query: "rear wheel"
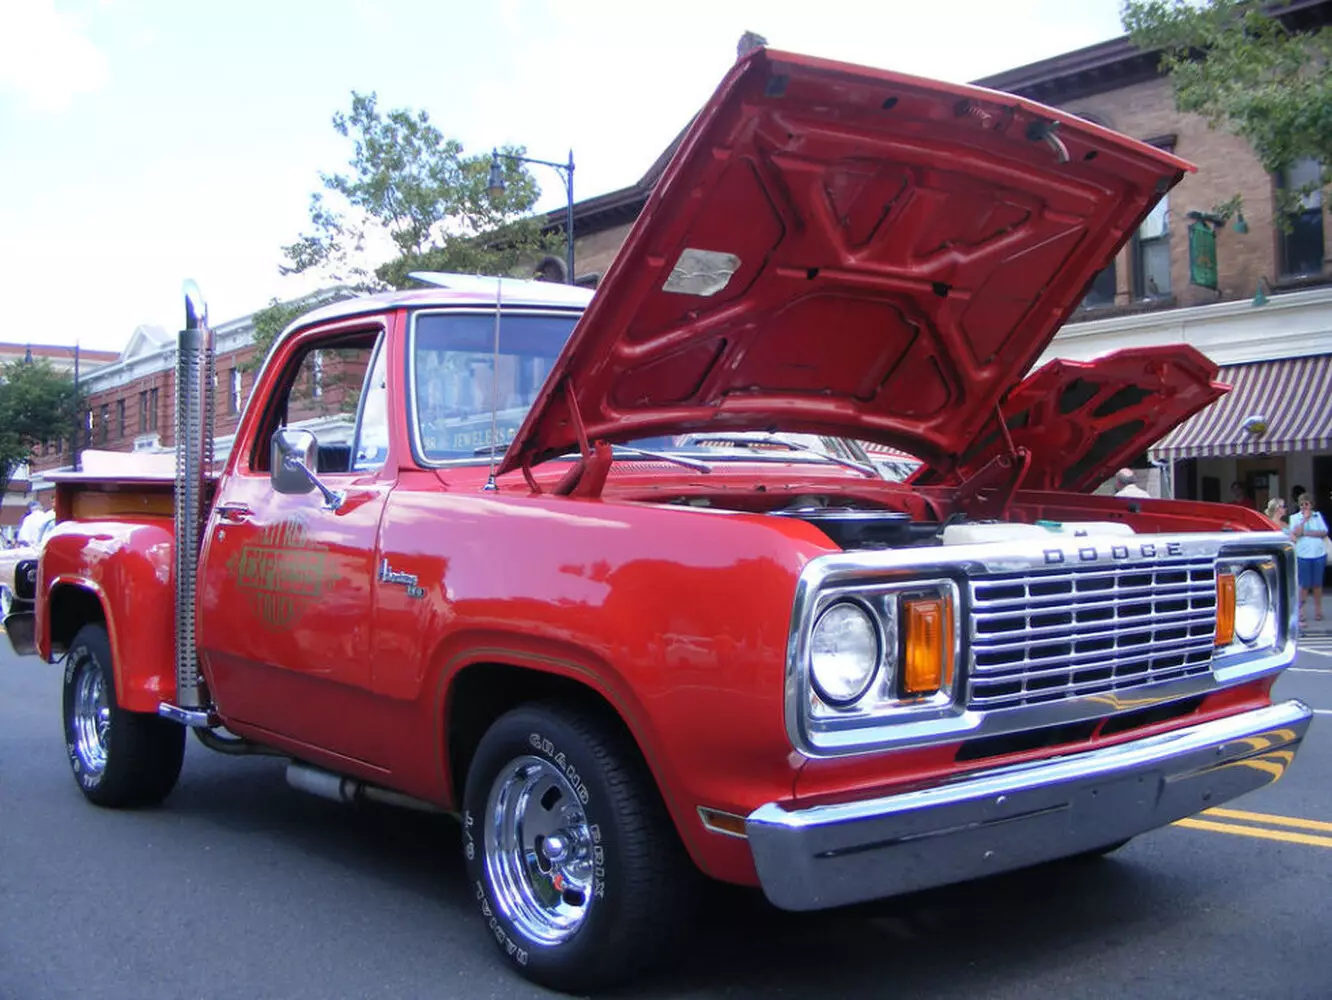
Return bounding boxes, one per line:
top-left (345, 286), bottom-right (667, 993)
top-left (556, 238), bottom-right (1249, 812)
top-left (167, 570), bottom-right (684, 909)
top-left (461, 701), bottom-right (695, 993)
top-left (62, 623), bottom-right (185, 807)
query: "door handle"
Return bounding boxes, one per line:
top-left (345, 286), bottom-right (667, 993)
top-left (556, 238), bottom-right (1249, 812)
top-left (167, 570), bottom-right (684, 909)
top-left (216, 502), bottom-right (253, 523)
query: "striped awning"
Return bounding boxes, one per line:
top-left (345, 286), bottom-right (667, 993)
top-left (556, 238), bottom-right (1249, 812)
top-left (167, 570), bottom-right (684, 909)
top-left (1150, 354), bottom-right (1332, 461)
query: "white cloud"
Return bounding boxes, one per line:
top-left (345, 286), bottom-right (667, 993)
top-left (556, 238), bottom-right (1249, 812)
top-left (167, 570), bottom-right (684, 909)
top-left (0, 0), bottom-right (109, 112)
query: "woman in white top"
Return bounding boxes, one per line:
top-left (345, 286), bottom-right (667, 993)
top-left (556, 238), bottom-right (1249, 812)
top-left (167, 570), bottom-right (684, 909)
top-left (1288, 494), bottom-right (1328, 625)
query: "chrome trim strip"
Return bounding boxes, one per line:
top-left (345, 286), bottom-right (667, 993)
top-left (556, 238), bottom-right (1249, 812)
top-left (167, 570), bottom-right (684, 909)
top-left (784, 532), bottom-right (1296, 757)
top-left (748, 699), bottom-right (1312, 911)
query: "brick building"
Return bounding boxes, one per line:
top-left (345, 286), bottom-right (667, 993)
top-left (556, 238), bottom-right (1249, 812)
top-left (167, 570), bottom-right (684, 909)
top-left (23, 7), bottom-right (1332, 509)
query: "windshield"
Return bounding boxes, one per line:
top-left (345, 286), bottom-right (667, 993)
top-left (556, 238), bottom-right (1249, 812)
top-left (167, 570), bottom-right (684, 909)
top-left (410, 308), bottom-right (914, 477)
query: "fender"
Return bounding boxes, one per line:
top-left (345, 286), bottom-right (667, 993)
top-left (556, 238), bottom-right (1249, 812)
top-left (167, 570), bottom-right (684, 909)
top-left (39, 520), bottom-right (177, 714)
top-left (429, 630), bottom-right (664, 802)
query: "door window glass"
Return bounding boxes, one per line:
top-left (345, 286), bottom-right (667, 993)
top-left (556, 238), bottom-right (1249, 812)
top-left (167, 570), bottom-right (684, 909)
top-left (353, 342), bottom-right (389, 471)
top-left (252, 330), bottom-right (384, 473)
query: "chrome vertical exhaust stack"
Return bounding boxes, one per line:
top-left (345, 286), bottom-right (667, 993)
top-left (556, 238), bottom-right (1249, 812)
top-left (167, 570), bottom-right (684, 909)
top-left (159, 279), bottom-right (217, 727)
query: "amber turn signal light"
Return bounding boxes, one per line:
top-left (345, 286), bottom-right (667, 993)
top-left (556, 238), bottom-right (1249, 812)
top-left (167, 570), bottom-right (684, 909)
top-left (903, 597), bottom-right (954, 695)
top-left (1216, 572), bottom-right (1236, 647)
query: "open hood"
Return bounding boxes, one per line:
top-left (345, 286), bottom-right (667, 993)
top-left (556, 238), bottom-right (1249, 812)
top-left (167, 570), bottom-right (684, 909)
top-left (499, 48), bottom-right (1193, 477)
top-left (911, 345), bottom-right (1229, 493)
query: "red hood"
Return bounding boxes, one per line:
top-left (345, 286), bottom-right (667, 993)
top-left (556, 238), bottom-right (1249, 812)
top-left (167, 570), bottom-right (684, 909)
top-left (911, 345), bottom-right (1229, 493)
top-left (499, 48), bottom-right (1194, 477)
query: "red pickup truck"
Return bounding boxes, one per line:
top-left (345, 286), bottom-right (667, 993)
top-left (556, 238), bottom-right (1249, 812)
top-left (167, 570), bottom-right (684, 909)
top-left (8, 48), bottom-right (1311, 993)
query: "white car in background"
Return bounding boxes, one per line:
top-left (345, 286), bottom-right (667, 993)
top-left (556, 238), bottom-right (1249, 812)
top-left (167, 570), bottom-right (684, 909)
top-left (0, 513), bottom-right (54, 617)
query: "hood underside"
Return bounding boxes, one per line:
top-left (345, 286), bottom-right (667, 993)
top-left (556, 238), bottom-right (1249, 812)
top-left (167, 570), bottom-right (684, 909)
top-left (499, 48), bottom-right (1194, 477)
top-left (911, 345), bottom-right (1229, 493)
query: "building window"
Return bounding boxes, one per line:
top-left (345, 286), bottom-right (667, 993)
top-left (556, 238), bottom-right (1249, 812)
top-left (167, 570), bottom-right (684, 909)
top-left (230, 368), bottom-right (242, 414)
top-left (1081, 261), bottom-right (1117, 308)
top-left (149, 387), bottom-right (159, 431)
top-left (1134, 195), bottom-right (1171, 298)
top-left (117, 398), bottom-right (126, 438)
top-left (1279, 157), bottom-right (1325, 277)
top-left (99, 404), bottom-right (109, 444)
top-left (139, 390), bottom-right (148, 433)
top-left (84, 409), bottom-right (93, 447)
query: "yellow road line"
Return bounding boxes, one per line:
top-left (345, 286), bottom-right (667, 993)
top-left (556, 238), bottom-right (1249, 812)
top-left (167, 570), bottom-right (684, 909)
top-left (1174, 817), bottom-right (1332, 848)
top-left (1203, 807), bottom-right (1332, 833)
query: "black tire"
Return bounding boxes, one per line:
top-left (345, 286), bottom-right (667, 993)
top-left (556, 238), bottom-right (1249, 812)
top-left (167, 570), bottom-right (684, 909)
top-left (461, 701), bottom-right (695, 993)
top-left (62, 623), bottom-right (185, 808)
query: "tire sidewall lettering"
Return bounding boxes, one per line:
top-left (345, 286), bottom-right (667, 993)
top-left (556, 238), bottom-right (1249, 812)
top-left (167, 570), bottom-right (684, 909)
top-left (465, 722), bottom-right (612, 971)
top-left (63, 646), bottom-right (105, 790)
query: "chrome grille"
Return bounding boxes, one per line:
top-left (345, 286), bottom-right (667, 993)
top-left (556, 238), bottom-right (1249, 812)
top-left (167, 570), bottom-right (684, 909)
top-left (968, 555), bottom-right (1217, 711)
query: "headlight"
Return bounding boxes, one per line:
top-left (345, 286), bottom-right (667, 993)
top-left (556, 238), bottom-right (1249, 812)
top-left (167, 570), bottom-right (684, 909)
top-left (809, 601), bottom-right (880, 706)
top-left (1234, 568), bottom-right (1270, 643)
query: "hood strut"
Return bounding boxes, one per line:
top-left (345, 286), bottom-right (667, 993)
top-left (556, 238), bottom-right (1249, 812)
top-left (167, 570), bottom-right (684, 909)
top-left (952, 404), bottom-right (1030, 520)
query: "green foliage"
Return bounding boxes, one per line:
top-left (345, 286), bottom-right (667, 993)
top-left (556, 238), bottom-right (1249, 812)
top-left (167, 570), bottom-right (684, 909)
top-left (1123, 0), bottom-right (1332, 217)
top-left (0, 359), bottom-right (80, 494)
top-left (280, 91), bottom-right (564, 290)
top-left (244, 296), bottom-right (325, 374)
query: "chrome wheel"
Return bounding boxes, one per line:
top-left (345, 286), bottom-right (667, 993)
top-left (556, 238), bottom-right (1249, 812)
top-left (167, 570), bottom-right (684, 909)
top-left (483, 754), bottom-right (595, 945)
top-left (72, 662), bottom-right (111, 776)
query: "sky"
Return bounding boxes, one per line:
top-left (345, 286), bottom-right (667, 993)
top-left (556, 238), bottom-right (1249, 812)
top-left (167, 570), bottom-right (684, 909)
top-left (0, 0), bottom-right (1130, 354)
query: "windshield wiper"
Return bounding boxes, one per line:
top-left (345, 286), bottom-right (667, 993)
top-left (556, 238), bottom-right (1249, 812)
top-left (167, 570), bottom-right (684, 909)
top-left (682, 434), bottom-right (881, 479)
top-left (610, 445), bottom-right (711, 473)
top-left (474, 442), bottom-right (711, 473)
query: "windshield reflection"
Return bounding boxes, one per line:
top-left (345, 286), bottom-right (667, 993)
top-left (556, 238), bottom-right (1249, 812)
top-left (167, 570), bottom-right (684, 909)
top-left (411, 309), bottom-right (920, 480)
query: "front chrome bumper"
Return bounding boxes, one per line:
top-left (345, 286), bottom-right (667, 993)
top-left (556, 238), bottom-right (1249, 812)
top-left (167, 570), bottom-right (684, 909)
top-left (747, 700), bottom-right (1312, 911)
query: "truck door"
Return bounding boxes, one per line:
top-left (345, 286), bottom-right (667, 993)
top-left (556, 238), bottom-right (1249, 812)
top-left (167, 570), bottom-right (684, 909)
top-left (198, 322), bottom-right (394, 767)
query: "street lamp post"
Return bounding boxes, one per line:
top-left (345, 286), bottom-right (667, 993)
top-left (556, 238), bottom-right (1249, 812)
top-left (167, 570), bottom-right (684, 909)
top-left (488, 149), bottom-right (575, 284)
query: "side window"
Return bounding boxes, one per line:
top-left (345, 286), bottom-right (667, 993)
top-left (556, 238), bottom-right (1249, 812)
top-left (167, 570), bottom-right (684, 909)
top-left (352, 342), bottom-right (389, 471)
top-left (252, 329), bottom-right (384, 474)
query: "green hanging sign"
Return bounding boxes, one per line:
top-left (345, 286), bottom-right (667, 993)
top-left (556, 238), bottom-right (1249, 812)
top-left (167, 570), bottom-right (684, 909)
top-left (1188, 222), bottom-right (1218, 290)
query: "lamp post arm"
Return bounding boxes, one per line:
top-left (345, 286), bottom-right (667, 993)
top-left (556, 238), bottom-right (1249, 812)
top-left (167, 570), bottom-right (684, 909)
top-left (492, 149), bottom-right (576, 285)
top-left (493, 151), bottom-right (570, 174)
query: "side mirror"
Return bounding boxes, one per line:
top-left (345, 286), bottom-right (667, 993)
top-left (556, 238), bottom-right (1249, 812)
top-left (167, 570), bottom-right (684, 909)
top-left (271, 429), bottom-right (317, 496)
top-left (270, 428), bottom-right (346, 511)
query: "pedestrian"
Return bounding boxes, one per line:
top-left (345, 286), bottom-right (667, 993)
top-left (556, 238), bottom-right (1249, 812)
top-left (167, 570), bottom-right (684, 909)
top-left (1287, 493), bottom-right (1328, 626)
top-left (15, 500), bottom-right (48, 547)
top-left (1113, 468), bottom-right (1150, 498)
top-left (1229, 480), bottom-right (1251, 506)
top-left (1264, 497), bottom-right (1286, 527)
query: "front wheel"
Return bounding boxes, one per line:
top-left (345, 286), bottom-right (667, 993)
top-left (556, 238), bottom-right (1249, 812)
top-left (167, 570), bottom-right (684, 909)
top-left (461, 702), bottom-right (695, 993)
top-left (62, 623), bottom-right (185, 807)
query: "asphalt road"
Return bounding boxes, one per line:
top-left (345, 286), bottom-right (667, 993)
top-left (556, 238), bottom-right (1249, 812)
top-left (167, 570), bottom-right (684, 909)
top-left (2, 641), bottom-right (1331, 1000)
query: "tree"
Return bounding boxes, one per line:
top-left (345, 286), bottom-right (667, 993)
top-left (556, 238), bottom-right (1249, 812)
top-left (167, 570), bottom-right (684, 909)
top-left (1123, 0), bottom-right (1332, 218)
top-left (280, 91), bottom-right (563, 291)
top-left (0, 359), bottom-right (80, 496)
